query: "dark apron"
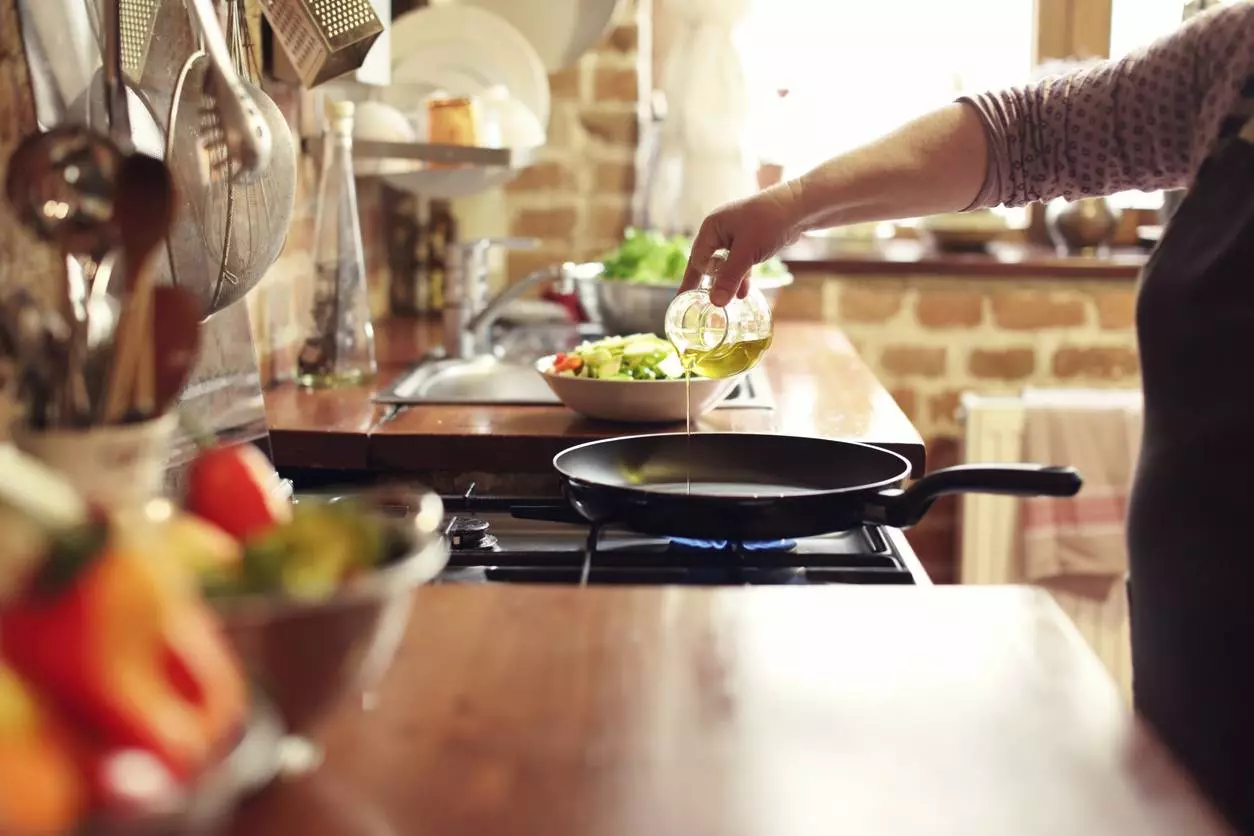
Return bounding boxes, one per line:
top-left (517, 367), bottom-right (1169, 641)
top-left (1128, 110), bottom-right (1254, 832)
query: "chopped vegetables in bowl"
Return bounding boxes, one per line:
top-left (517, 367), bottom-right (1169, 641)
top-left (536, 335), bottom-right (744, 423)
top-left (547, 333), bottom-right (686, 380)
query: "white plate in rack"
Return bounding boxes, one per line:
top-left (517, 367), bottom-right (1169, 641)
top-left (388, 4), bottom-right (549, 129)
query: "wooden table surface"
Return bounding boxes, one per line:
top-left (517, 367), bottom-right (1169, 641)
top-left (229, 585), bottom-right (1229, 836)
top-left (265, 320), bottom-right (925, 476)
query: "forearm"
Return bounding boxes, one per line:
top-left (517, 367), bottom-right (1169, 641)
top-left (789, 102), bottom-right (990, 231)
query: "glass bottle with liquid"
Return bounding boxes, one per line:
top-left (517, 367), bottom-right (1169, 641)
top-left (664, 251), bottom-right (774, 378)
top-left (296, 100), bottom-right (378, 388)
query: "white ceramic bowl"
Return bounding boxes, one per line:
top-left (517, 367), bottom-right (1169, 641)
top-left (536, 356), bottom-right (743, 423)
top-left (352, 100), bottom-right (419, 177)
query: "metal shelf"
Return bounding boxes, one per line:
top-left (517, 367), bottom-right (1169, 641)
top-left (302, 138), bottom-right (513, 168)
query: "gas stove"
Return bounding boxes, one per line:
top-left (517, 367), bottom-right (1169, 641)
top-left (434, 494), bottom-right (930, 586)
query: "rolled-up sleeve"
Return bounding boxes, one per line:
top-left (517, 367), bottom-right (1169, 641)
top-left (959, 2), bottom-right (1254, 210)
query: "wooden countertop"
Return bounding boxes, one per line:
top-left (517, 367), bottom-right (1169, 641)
top-left (229, 585), bottom-right (1229, 836)
top-left (266, 320), bottom-right (925, 476)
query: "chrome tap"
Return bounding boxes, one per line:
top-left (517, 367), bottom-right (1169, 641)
top-left (443, 237), bottom-right (534, 360)
top-left (466, 261), bottom-right (602, 354)
top-left (442, 236), bottom-right (601, 360)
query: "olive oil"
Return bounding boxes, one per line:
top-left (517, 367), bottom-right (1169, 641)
top-left (678, 336), bottom-right (773, 379)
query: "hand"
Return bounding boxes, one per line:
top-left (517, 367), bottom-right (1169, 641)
top-left (681, 180), bottom-right (805, 306)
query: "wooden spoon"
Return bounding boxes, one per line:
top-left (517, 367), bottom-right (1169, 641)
top-left (102, 154), bottom-right (176, 424)
top-left (150, 286), bottom-right (203, 415)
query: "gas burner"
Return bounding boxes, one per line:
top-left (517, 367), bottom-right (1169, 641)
top-left (446, 516), bottom-right (498, 551)
top-left (668, 537), bottom-right (798, 554)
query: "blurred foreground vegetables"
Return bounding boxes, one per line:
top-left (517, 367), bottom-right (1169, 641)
top-left (0, 542), bottom-right (247, 780)
top-left (185, 442), bottom-right (292, 543)
top-left (0, 441), bottom-right (402, 832)
top-left (180, 441), bottom-right (391, 599)
top-left (237, 502), bottom-right (388, 599)
top-left (0, 665), bottom-right (86, 836)
top-left (0, 448), bottom-right (249, 834)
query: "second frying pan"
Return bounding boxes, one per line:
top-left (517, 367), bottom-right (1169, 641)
top-left (554, 433), bottom-right (1082, 541)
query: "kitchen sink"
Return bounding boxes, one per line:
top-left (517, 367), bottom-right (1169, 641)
top-left (376, 355), bottom-right (561, 405)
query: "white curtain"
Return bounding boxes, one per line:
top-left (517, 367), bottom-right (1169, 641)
top-left (646, 0), bottom-right (756, 235)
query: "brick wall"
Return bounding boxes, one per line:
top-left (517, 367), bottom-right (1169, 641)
top-left (774, 273), bottom-right (1141, 583)
top-left (501, 0), bottom-right (643, 281)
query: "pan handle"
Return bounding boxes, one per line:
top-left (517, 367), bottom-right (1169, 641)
top-left (870, 463), bottom-right (1083, 529)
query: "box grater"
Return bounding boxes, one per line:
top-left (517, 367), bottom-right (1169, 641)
top-left (259, 0), bottom-right (383, 88)
top-left (118, 0), bottom-right (161, 84)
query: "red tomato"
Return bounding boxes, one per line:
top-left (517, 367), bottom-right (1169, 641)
top-left (185, 443), bottom-right (291, 543)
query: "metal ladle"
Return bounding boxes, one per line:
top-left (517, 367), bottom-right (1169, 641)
top-left (4, 126), bottom-right (124, 257)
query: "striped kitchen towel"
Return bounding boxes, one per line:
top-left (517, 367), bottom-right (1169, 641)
top-left (1018, 388), bottom-right (1143, 582)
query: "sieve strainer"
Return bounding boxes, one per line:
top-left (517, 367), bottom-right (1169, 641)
top-left (164, 1), bottom-right (297, 320)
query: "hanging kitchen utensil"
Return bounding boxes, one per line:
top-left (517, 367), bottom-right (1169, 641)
top-left (4, 126), bottom-right (124, 264)
top-left (101, 0), bottom-right (134, 150)
top-left (118, 0), bottom-right (161, 84)
top-left (259, 0), bottom-right (384, 88)
top-left (164, 0), bottom-right (296, 321)
top-left (185, 0), bottom-right (274, 183)
top-left (549, 433), bottom-right (1082, 541)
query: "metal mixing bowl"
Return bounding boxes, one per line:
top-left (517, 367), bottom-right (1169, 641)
top-left (209, 487), bottom-right (448, 736)
top-left (574, 270), bottom-right (794, 337)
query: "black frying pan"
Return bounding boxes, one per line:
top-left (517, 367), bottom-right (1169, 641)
top-left (554, 433), bottom-right (1082, 541)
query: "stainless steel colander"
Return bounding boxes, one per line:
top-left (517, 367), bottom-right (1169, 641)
top-left (164, 1), bottom-right (297, 320)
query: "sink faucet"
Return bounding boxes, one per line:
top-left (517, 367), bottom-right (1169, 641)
top-left (443, 237), bottom-right (603, 360)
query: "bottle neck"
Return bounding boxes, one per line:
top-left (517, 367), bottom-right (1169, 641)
top-left (326, 117), bottom-right (354, 150)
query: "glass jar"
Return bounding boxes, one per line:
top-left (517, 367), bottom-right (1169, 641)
top-left (296, 99), bottom-right (377, 389)
top-left (664, 251), bottom-right (773, 378)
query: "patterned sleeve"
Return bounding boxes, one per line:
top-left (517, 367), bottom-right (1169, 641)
top-left (959, 2), bottom-right (1254, 210)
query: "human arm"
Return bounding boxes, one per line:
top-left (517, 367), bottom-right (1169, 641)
top-left (685, 1), bottom-right (1254, 305)
top-left (683, 102), bottom-right (991, 304)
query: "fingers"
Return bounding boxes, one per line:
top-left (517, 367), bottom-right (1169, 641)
top-left (681, 218), bottom-right (722, 293)
top-left (709, 246), bottom-right (754, 307)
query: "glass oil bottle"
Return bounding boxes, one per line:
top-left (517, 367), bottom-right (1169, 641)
top-left (296, 100), bottom-right (377, 388)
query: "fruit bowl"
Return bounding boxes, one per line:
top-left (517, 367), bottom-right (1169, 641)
top-left (207, 487), bottom-right (448, 742)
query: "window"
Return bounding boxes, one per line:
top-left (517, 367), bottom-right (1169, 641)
top-left (734, 0), bottom-right (1036, 180)
top-left (734, 0), bottom-right (1225, 216)
top-left (1109, 0), bottom-right (1189, 60)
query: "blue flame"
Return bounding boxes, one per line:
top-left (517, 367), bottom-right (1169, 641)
top-left (669, 537), bottom-right (796, 553)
